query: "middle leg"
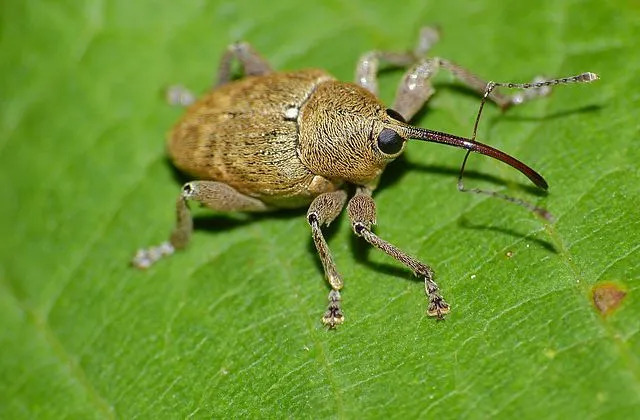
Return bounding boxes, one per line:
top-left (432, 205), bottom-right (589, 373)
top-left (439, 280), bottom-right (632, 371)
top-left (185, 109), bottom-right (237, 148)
top-left (391, 57), bottom-right (555, 122)
top-left (355, 26), bottom-right (441, 96)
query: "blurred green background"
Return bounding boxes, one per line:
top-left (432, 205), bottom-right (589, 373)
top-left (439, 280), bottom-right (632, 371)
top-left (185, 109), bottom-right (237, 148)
top-left (1, 0), bottom-right (639, 418)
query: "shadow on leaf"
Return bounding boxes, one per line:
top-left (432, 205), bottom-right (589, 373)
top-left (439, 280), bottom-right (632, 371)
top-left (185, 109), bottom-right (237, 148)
top-left (458, 216), bottom-right (558, 254)
top-left (380, 154), bottom-right (546, 196)
top-left (349, 232), bottom-right (416, 282)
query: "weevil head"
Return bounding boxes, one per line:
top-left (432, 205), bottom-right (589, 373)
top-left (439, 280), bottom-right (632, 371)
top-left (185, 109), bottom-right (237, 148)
top-left (298, 80), bottom-right (549, 191)
top-left (298, 81), bottom-right (409, 187)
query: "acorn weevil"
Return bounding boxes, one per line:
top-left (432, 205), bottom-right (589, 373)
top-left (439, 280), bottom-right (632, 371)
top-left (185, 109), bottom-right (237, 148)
top-left (133, 27), bottom-right (598, 328)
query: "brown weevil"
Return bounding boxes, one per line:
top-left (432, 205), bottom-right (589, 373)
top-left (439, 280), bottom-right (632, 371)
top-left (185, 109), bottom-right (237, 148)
top-left (133, 27), bottom-right (598, 328)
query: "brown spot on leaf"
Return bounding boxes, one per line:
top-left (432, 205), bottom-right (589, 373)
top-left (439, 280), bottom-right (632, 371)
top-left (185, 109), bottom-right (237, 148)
top-left (505, 250), bottom-right (514, 258)
top-left (591, 282), bottom-right (627, 317)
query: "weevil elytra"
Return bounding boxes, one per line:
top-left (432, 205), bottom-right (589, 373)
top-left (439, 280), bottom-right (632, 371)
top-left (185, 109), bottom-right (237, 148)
top-left (133, 28), bottom-right (598, 328)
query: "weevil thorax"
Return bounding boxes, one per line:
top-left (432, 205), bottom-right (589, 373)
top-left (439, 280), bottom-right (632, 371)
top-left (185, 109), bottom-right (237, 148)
top-left (298, 81), bottom-right (407, 187)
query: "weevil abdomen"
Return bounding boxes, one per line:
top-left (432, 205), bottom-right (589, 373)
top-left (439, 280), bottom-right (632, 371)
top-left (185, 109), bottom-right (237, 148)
top-left (168, 69), bottom-right (339, 208)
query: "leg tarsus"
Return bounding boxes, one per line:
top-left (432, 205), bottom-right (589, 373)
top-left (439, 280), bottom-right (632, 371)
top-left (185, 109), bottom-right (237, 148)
top-left (166, 85), bottom-right (196, 107)
top-left (132, 241), bottom-right (175, 269)
top-left (132, 192), bottom-right (190, 269)
top-left (424, 276), bottom-right (450, 319)
top-left (322, 289), bottom-right (344, 328)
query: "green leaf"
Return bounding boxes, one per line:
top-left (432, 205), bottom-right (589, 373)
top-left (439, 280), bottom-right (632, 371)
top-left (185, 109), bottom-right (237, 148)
top-left (1, 0), bottom-right (639, 418)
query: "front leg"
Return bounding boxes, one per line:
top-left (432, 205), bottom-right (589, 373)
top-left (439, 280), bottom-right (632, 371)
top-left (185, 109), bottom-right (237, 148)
top-left (347, 188), bottom-right (450, 318)
top-left (307, 190), bottom-right (348, 328)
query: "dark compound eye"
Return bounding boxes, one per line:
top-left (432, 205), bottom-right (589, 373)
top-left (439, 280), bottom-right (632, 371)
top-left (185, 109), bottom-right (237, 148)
top-left (385, 108), bottom-right (406, 123)
top-left (377, 128), bottom-right (404, 155)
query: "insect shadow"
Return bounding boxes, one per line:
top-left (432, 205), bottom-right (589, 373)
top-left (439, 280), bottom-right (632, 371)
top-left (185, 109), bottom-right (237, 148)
top-left (457, 216), bottom-right (558, 254)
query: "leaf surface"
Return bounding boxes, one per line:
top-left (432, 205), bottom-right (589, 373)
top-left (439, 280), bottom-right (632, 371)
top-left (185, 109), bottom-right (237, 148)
top-left (1, 0), bottom-right (639, 418)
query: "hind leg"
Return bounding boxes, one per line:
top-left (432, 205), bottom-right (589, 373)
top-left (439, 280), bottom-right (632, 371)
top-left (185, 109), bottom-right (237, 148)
top-left (132, 181), bottom-right (269, 269)
top-left (215, 42), bottom-right (273, 87)
top-left (166, 42), bottom-right (273, 107)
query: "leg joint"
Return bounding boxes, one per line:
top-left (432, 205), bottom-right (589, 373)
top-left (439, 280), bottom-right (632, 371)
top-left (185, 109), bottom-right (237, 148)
top-left (353, 222), bottom-right (367, 236)
top-left (229, 41), bottom-right (249, 53)
top-left (415, 264), bottom-right (434, 280)
top-left (307, 212), bottom-right (319, 227)
top-left (181, 182), bottom-right (196, 198)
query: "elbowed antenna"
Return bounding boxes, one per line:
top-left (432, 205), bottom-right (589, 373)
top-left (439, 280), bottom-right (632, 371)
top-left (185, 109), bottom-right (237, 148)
top-left (402, 126), bottom-right (549, 190)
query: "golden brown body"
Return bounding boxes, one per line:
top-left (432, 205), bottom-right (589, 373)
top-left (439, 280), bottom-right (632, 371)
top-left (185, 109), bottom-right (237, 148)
top-left (169, 69), bottom-right (342, 208)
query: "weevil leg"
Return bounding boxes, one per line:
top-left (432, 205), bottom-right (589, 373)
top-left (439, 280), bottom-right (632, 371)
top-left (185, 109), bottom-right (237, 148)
top-left (347, 188), bottom-right (450, 319)
top-left (132, 181), bottom-right (269, 269)
top-left (215, 42), bottom-right (273, 87)
top-left (307, 190), bottom-right (349, 328)
top-left (392, 59), bottom-right (438, 121)
top-left (391, 57), bottom-right (555, 121)
top-left (166, 85), bottom-right (196, 107)
top-left (356, 50), bottom-right (414, 96)
top-left (414, 26), bottom-right (441, 56)
top-left (165, 42), bottom-right (271, 106)
top-left (355, 26), bottom-right (440, 96)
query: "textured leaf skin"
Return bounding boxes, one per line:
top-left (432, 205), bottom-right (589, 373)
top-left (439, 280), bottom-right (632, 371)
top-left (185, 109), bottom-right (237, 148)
top-left (1, 1), bottom-right (639, 418)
